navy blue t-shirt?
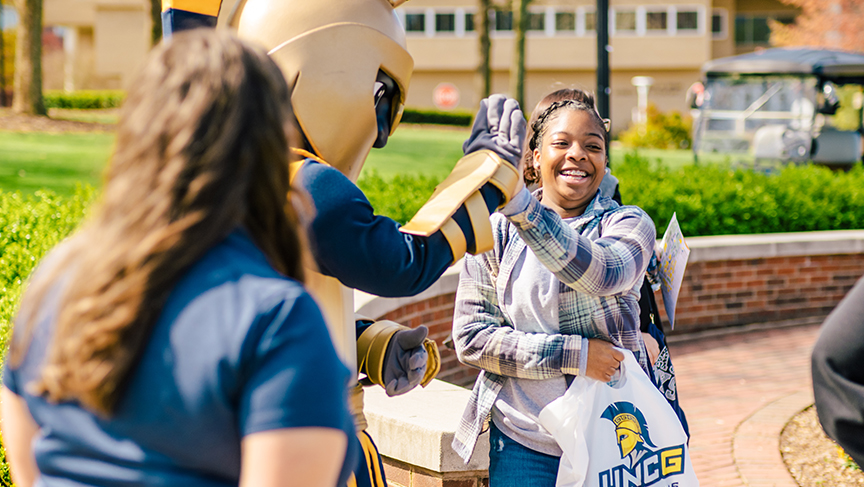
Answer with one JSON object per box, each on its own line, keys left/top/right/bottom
{"left": 3, "top": 230, "right": 355, "bottom": 486}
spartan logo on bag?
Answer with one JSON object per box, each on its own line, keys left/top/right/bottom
{"left": 598, "top": 402, "right": 687, "bottom": 487}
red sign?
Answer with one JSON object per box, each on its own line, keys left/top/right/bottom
{"left": 433, "top": 82, "right": 460, "bottom": 110}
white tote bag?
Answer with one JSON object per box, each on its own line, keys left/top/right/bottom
{"left": 538, "top": 350, "right": 698, "bottom": 487}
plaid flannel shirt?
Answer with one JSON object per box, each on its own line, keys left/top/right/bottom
{"left": 450, "top": 189, "right": 656, "bottom": 462}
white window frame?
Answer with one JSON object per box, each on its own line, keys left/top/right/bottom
{"left": 610, "top": 7, "right": 638, "bottom": 37}
{"left": 554, "top": 8, "right": 578, "bottom": 36}
{"left": 524, "top": 6, "right": 549, "bottom": 37}
{"left": 673, "top": 5, "right": 705, "bottom": 36}
{"left": 491, "top": 8, "right": 514, "bottom": 38}
{"left": 577, "top": 6, "right": 596, "bottom": 37}
{"left": 399, "top": 9, "right": 428, "bottom": 36}
{"left": 424, "top": 8, "right": 435, "bottom": 38}
{"left": 643, "top": 6, "right": 670, "bottom": 36}
{"left": 460, "top": 8, "right": 480, "bottom": 36}
{"left": 433, "top": 9, "right": 458, "bottom": 37}
{"left": 711, "top": 8, "right": 728, "bottom": 40}
{"left": 544, "top": 7, "right": 556, "bottom": 37}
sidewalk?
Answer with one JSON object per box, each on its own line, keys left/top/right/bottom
{"left": 669, "top": 321, "right": 822, "bottom": 487}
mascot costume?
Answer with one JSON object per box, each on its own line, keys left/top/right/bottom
{"left": 162, "top": 1, "right": 526, "bottom": 486}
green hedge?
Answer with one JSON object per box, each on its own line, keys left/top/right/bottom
{"left": 619, "top": 104, "right": 693, "bottom": 150}
{"left": 359, "top": 154, "right": 864, "bottom": 238}
{"left": 401, "top": 108, "right": 473, "bottom": 127}
{"left": 43, "top": 90, "right": 126, "bottom": 110}
{"left": 0, "top": 187, "right": 95, "bottom": 486}
{"left": 358, "top": 170, "right": 439, "bottom": 225}
{"left": 0, "top": 188, "right": 95, "bottom": 359}
{"left": 616, "top": 152, "right": 864, "bottom": 237}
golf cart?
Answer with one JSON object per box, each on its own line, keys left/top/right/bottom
{"left": 690, "top": 48, "right": 864, "bottom": 169}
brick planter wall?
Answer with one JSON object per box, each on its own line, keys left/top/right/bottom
{"left": 358, "top": 230, "right": 864, "bottom": 389}
{"left": 662, "top": 254, "right": 864, "bottom": 330}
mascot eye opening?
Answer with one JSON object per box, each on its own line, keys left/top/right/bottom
{"left": 373, "top": 70, "right": 401, "bottom": 148}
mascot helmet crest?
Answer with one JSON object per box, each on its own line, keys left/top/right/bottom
{"left": 234, "top": 0, "right": 413, "bottom": 181}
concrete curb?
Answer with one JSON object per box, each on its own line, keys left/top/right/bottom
{"left": 732, "top": 390, "right": 814, "bottom": 487}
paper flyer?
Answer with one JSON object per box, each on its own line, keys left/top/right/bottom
{"left": 657, "top": 213, "right": 690, "bottom": 329}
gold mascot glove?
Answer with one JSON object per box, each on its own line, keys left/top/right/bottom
{"left": 357, "top": 320, "right": 440, "bottom": 389}
{"left": 421, "top": 338, "right": 441, "bottom": 387}
{"left": 400, "top": 150, "right": 520, "bottom": 258}
{"left": 357, "top": 320, "right": 405, "bottom": 387}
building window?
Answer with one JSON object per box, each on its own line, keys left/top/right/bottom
{"left": 735, "top": 14, "right": 794, "bottom": 45}
{"left": 495, "top": 10, "right": 513, "bottom": 31}
{"left": 556, "top": 11, "right": 576, "bottom": 32}
{"left": 436, "top": 13, "right": 455, "bottom": 33}
{"left": 584, "top": 10, "right": 596, "bottom": 32}
{"left": 615, "top": 10, "right": 636, "bottom": 33}
{"left": 712, "top": 8, "right": 727, "bottom": 39}
{"left": 735, "top": 15, "right": 769, "bottom": 44}
{"left": 677, "top": 10, "right": 699, "bottom": 32}
{"left": 465, "top": 11, "right": 475, "bottom": 32}
{"left": 527, "top": 11, "right": 545, "bottom": 31}
{"left": 404, "top": 13, "right": 425, "bottom": 33}
{"left": 646, "top": 11, "right": 667, "bottom": 32}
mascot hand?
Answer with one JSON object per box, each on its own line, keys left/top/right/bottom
{"left": 382, "top": 325, "right": 429, "bottom": 397}
{"left": 462, "top": 94, "right": 527, "bottom": 167}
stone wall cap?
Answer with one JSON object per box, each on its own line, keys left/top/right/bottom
{"left": 364, "top": 378, "right": 489, "bottom": 473}
{"left": 682, "top": 229, "right": 864, "bottom": 262}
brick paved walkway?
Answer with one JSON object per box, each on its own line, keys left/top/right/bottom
{"left": 669, "top": 322, "right": 822, "bottom": 487}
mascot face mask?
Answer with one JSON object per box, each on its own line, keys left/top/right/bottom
{"left": 615, "top": 418, "right": 643, "bottom": 458}
{"left": 233, "top": 0, "right": 413, "bottom": 182}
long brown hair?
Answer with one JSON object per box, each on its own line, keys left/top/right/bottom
{"left": 523, "top": 88, "right": 608, "bottom": 186}
{"left": 9, "top": 30, "right": 305, "bottom": 415}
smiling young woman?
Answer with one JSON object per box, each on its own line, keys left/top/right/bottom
{"left": 451, "top": 96, "right": 659, "bottom": 486}
{"left": 531, "top": 105, "right": 608, "bottom": 218}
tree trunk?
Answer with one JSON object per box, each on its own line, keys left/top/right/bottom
{"left": 12, "top": 0, "right": 45, "bottom": 115}
{"left": 477, "top": 0, "right": 491, "bottom": 103}
{"left": 0, "top": 0, "right": 6, "bottom": 107}
{"left": 151, "top": 0, "right": 162, "bottom": 46}
{"left": 510, "top": 0, "right": 529, "bottom": 109}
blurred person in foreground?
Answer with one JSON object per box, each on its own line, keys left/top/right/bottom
{"left": 523, "top": 88, "right": 689, "bottom": 436}
{"left": 812, "top": 275, "right": 864, "bottom": 468}
{"left": 162, "top": 2, "right": 526, "bottom": 486}
{"left": 1, "top": 29, "right": 355, "bottom": 487}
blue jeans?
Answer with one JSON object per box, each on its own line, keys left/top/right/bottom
{"left": 488, "top": 422, "right": 561, "bottom": 487}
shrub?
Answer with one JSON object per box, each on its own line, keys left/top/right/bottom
{"left": 357, "top": 171, "right": 440, "bottom": 225}
{"left": 619, "top": 104, "right": 693, "bottom": 150}
{"left": 0, "top": 187, "right": 95, "bottom": 359}
{"left": 0, "top": 437, "right": 10, "bottom": 487}
{"left": 43, "top": 90, "right": 126, "bottom": 110}
{"left": 0, "top": 187, "right": 95, "bottom": 485}
{"left": 401, "top": 107, "right": 473, "bottom": 127}
{"left": 615, "top": 152, "right": 864, "bottom": 237}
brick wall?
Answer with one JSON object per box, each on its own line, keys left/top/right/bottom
{"left": 377, "top": 292, "right": 480, "bottom": 387}
{"left": 662, "top": 253, "right": 864, "bottom": 331}
{"left": 372, "top": 249, "right": 864, "bottom": 389}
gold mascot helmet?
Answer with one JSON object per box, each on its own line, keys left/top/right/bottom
{"left": 231, "top": 0, "right": 413, "bottom": 181}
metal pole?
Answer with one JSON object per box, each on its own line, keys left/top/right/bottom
{"left": 596, "top": 0, "right": 610, "bottom": 119}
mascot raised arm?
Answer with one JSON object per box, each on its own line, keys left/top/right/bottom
{"left": 162, "top": 1, "right": 525, "bottom": 485}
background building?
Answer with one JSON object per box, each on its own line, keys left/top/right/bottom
{"left": 398, "top": 0, "right": 797, "bottom": 132}
{"left": 43, "top": 0, "right": 152, "bottom": 90}
{"left": 40, "top": 0, "right": 797, "bottom": 132}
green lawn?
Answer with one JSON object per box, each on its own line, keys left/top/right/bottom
{"left": 0, "top": 125, "right": 697, "bottom": 194}
{"left": 362, "top": 125, "right": 470, "bottom": 179}
{"left": 0, "top": 131, "right": 113, "bottom": 194}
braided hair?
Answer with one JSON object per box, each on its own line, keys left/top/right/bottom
{"left": 523, "top": 89, "right": 609, "bottom": 186}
